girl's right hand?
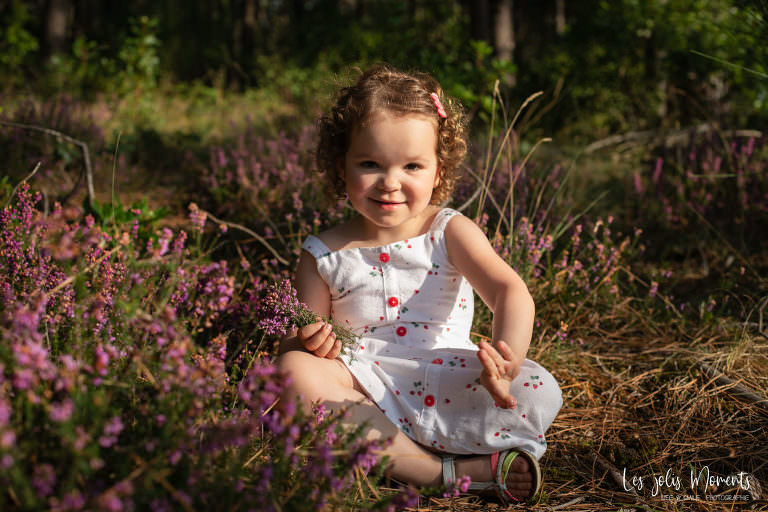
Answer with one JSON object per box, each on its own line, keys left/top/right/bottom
{"left": 297, "top": 319, "right": 342, "bottom": 359}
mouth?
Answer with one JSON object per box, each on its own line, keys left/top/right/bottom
{"left": 370, "top": 198, "right": 405, "bottom": 206}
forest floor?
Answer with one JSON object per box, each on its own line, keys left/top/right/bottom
{"left": 98, "top": 144, "right": 768, "bottom": 512}
{"left": 5, "top": 94, "right": 768, "bottom": 511}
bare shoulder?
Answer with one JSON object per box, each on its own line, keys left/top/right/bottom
{"left": 444, "top": 213, "right": 491, "bottom": 253}
{"left": 314, "top": 218, "right": 360, "bottom": 252}
{"left": 444, "top": 213, "right": 507, "bottom": 276}
{"left": 444, "top": 213, "right": 529, "bottom": 306}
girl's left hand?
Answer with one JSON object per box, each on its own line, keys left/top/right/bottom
{"left": 477, "top": 340, "right": 522, "bottom": 409}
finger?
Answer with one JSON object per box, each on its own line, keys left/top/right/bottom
{"left": 483, "top": 343, "right": 507, "bottom": 373}
{"left": 477, "top": 348, "right": 500, "bottom": 379}
{"left": 326, "top": 337, "right": 342, "bottom": 359}
{"left": 304, "top": 322, "right": 333, "bottom": 351}
{"left": 298, "top": 321, "right": 325, "bottom": 341}
{"left": 490, "top": 381, "right": 517, "bottom": 409}
{"left": 495, "top": 340, "right": 516, "bottom": 361}
{"left": 314, "top": 332, "right": 337, "bottom": 358}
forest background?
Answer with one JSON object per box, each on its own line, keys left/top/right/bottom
{"left": 1, "top": 1, "right": 767, "bottom": 510}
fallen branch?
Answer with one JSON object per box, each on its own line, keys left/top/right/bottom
{"left": 697, "top": 362, "right": 768, "bottom": 412}
{"left": 547, "top": 497, "right": 585, "bottom": 510}
{"left": 3, "top": 162, "right": 40, "bottom": 209}
{"left": 199, "top": 209, "right": 289, "bottom": 266}
{"left": 593, "top": 451, "right": 640, "bottom": 498}
{"left": 0, "top": 120, "right": 96, "bottom": 207}
{"left": 585, "top": 124, "right": 763, "bottom": 154}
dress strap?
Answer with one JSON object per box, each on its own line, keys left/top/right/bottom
{"left": 301, "top": 235, "right": 332, "bottom": 260}
{"left": 430, "top": 208, "right": 462, "bottom": 234}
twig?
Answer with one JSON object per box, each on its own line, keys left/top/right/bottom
{"left": 758, "top": 296, "right": 768, "bottom": 338}
{"left": 199, "top": 209, "right": 289, "bottom": 266}
{"left": 3, "top": 162, "right": 41, "bottom": 209}
{"left": 548, "top": 497, "right": 585, "bottom": 510}
{"left": 46, "top": 246, "right": 118, "bottom": 296}
{"left": 697, "top": 362, "right": 768, "bottom": 412}
{"left": 620, "top": 267, "right": 684, "bottom": 319}
{"left": 0, "top": 120, "right": 95, "bottom": 207}
{"left": 593, "top": 451, "right": 640, "bottom": 497}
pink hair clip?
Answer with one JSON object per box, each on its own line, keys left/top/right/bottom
{"left": 430, "top": 92, "right": 447, "bottom": 119}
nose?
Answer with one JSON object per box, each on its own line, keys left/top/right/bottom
{"left": 378, "top": 168, "right": 401, "bottom": 191}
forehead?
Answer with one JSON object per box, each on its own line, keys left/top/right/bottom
{"left": 359, "top": 109, "right": 436, "bottom": 129}
{"left": 347, "top": 113, "right": 438, "bottom": 159}
{"left": 350, "top": 111, "right": 437, "bottom": 144}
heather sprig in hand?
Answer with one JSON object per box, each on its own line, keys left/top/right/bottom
{"left": 258, "top": 279, "right": 358, "bottom": 355}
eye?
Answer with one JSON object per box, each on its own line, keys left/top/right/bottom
{"left": 359, "top": 161, "right": 378, "bottom": 169}
{"left": 404, "top": 163, "right": 422, "bottom": 170}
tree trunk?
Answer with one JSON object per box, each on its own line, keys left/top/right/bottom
{"left": 243, "top": 0, "right": 257, "bottom": 60}
{"left": 46, "top": 0, "right": 73, "bottom": 57}
{"left": 555, "top": 0, "right": 565, "bottom": 35}
{"left": 494, "top": 0, "right": 514, "bottom": 61}
{"left": 494, "top": 0, "right": 515, "bottom": 85}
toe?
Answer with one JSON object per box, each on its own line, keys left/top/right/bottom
{"left": 505, "top": 455, "right": 534, "bottom": 497}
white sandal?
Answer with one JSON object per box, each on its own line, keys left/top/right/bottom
{"left": 442, "top": 449, "right": 542, "bottom": 504}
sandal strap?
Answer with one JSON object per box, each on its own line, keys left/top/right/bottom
{"left": 442, "top": 456, "right": 456, "bottom": 486}
{"left": 518, "top": 449, "right": 543, "bottom": 502}
{"left": 495, "top": 450, "right": 517, "bottom": 502}
{"left": 449, "top": 449, "right": 543, "bottom": 504}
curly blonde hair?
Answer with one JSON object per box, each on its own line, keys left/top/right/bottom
{"left": 316, "top": 64, "right": 467, "bottom": 205}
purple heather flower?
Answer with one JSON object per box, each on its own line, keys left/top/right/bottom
{"left": 0, "top": 399, "right": 10, "bottom": 426}
{"left": 98, "top": 416, "right": 124, "bottom": 448}
{"left": 59, "top": 490, "right": 86, "bottom": 510}
{"left": 49, "top": 399, "right": 74, "bottom": 422}
{"left": 150, "top": 498, "right": 172, "bottom": 512}
{"left": 649, "top": 281, "right": 659, "bottom": 298}
{"left": 157, "top": 228, "right": 174, "bottom": 257}
{"left": 188, "top": 203, "right": 207, "bottom": 233}
{"left": 387, "top": 486, "right": 420, "bottom": 511}
{"left": 0, "top": 429, "right": 16, "bottom": 449}
{"left": 32, "top": 463, "right": 56, "bottom": 498}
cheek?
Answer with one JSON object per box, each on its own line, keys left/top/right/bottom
{"left": 345, "top": 175, "right": 370, "bottom": 195}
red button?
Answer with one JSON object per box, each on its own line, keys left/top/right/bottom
{"left": 379, "top": 253, "right": 389, "bottom": 263}
{"left": 396, "top": 326, "right": 407, "bottom": 336}
{"left": 388, "top": 297, "right": 399, "bottom": 307}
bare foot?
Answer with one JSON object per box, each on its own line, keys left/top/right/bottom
{"left": 501, "top": 453, "right": 534, "bottom": 499}
{"left": 454, "top": 452, "right": 535, "bottom": 500}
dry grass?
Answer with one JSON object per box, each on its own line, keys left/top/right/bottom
{"left": 396, "top": 314, "right": 768, "bottom": 511}
{"left": 26, "top": 96, "right": 766, "bottom": 511}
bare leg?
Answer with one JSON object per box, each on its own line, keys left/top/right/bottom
{"left": 277, "top": 350, "right": 443, "bottom": 485}
{"left": 276, "top": 350, "right": 535, "bottom": 496}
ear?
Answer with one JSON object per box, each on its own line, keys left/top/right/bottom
{"left": 337, "top": 157, "right": 346, "bottom": 182}
{"left": 433, "top": 165, "right": 441, "bottom": 188}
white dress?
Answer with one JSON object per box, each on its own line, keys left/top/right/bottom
{"left": 301, "top": 208, "right": 562, "bottom": 458}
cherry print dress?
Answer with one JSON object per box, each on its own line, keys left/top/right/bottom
{"left": 301, "top": 208, "right": 562, "bottom": 458}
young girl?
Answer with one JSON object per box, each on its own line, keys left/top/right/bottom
{"left": 277, "top": 65, "right": 562, "bottom": 503}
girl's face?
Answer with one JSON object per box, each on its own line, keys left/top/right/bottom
{"left": 342, "top": 111, "right": 440, "bottom": 238}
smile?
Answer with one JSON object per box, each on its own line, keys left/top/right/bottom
{"left": 370, "top": 198, "right": 405, "bottom": 205}
{"left": 370, "top": 198, "right": 405, "bottom": 210}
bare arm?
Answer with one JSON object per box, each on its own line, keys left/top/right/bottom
{"left": 277, "top": 250, "right": 342, "bottom": 359}
{"left": 445, "top": 215, "right": 535, "bottom": 408}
